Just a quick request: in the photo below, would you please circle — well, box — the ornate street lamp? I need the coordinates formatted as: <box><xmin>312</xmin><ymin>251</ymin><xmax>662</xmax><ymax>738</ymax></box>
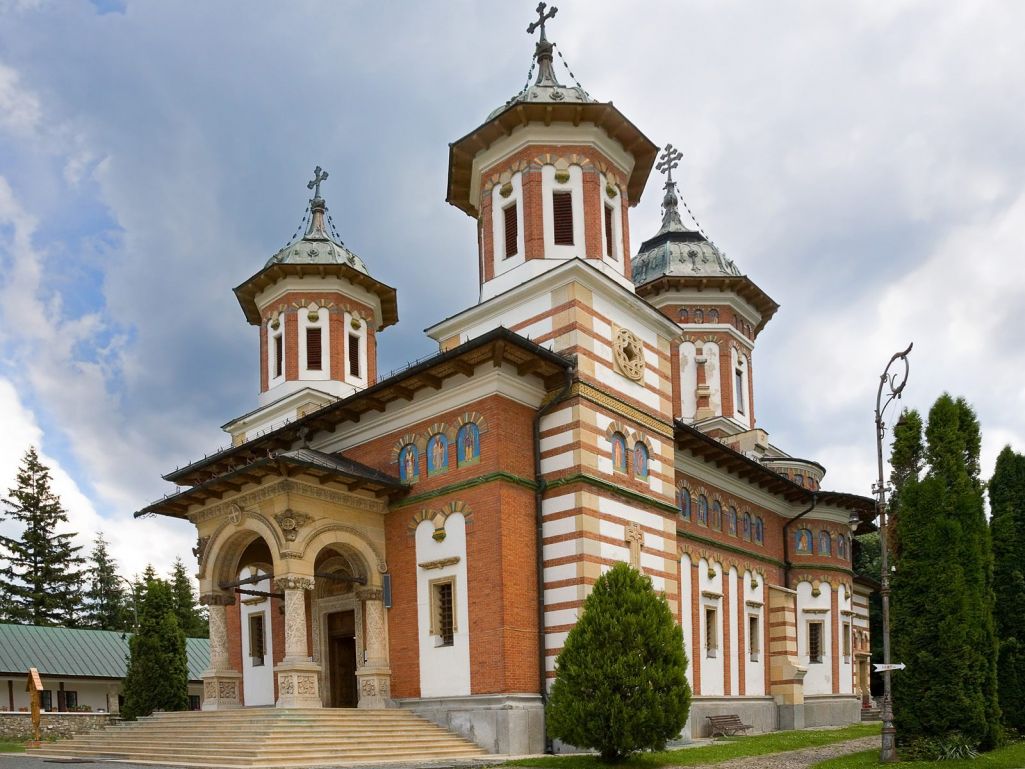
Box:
<box><xmin>874</xmin><ymin>342</ymin><xmax>912</xmax><ymax>763</ymax></box>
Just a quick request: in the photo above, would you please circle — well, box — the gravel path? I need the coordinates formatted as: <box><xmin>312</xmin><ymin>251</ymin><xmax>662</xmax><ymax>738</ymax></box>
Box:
<box><xmin>670</xmin><ymin>735</ymin><xmax>877</xmax><ymax>769</ymax></box>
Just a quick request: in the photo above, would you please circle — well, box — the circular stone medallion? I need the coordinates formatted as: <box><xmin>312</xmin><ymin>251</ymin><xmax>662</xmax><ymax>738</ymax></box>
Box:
<box><xmin>612</xmin><ymin>327</ymin><xmax>645</xmax><ymax>381</ymax></box>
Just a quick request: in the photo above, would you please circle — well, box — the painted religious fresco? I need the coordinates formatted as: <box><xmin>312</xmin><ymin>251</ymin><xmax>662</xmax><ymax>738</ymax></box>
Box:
<box><xmin>456</xmin><ymin>423</ymin><xmax>480</xmax><ymax>466</ymax></box>
<box><xmin>427</xmin><ymin>433</ymin><xmax>449</xmax><ymax>475</ymax></box>
<box><xmin>611</xmin><ymin>433</ymin><xmax>627</xmax><ymax>473</ymax></box>
<box><xmin>728</xmin><ymin>506</ymin><xmax>737</xmax><ymax>535</ymax></box>
<box><xmin>399</xmin><ymin>444</ymin><xmax>419</xmax><ymax>482</ymax></box>
<box><xmin>795</xmin><ymin>528</ymin><xmax>813</xmax><ymax>554</ymax></box>
<box><xmin>633</xmin><ymin>442</ymin><xmax>649</xmax><ymax>479</ymax></box>
<box><xmin>678</xmin><ymin>487</ymin><xmax>691</xmax><ymax>520</ymax></box>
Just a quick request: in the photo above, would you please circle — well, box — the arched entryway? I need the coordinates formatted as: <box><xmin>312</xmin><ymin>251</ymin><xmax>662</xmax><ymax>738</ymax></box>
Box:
<box><xmin>312</xmin><ymin>546</ymin><xmax>365</xmax><ymax>707</ymax></box>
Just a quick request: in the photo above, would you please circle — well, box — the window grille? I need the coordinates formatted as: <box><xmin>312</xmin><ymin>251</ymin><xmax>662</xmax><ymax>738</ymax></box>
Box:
<box><xmin>306</xmin><ymin>327</ymin><xmax>322</xmax><ymax>370</ymax></box>
<box><xmin>553</xmin><ymin>191</ymin><xmax>574</xmax><ymax>245</ymax></box>
<box><xmin>808</xmin><ymin>622</ymin><xmax>823</xmax><ymax>663</ymax></box>
<box><xmin>433</xmin><ymin>580</ymin><xmax>455</xmax><ymax>646</ymax></box>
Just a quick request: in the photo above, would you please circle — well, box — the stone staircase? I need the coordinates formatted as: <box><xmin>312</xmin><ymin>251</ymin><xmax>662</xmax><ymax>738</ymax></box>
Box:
<box><xmin>861</xmin><ymin>706</ymin><xmax>882</xmax><ymax>721</ymax></box>
<box><xmin>27</xmin><ymin>708</ymin><xmax>488</xmax><ymax>767</ymax></box>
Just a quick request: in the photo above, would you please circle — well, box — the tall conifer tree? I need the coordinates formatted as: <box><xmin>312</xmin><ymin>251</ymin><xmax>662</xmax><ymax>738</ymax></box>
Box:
<box><xmin>121</xmin><ymin>574</ymin><xmax>189</xmax><ymax>719</ymax></box>
<box><xmin>990</xmin><ymin>445</ymin><xmax>1025</xmax><ymax>732</ymax></box>
<box><xmin>891</xmin><ymin>395</ymin><xmax>1001</xmax><ymax>750</ymax></box>
<box><xmin>169</xmin><ymin>557</ymin><xmax>208</xmax><ymax>638</ymax></box>
<box><xmin>84</xmin><ymin>535</ymin><xmax>130</xmax><ymax>631</ymax></box>
<box><xmin>0</xmin><ymin>447</ymin><xmax>85</xmax><ymax>626</ymax></box>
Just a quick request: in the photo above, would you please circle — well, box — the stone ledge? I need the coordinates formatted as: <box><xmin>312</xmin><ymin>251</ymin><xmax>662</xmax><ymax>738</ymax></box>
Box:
<box><xmin>0</xmin><ymin>712</ymin><xmax>117</xmax><ymax>741</ymax></box>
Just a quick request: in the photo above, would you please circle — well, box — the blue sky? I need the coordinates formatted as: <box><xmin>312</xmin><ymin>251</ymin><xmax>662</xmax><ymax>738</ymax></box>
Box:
<box><xmin>1</xmin><ymin>0</ymin><xmax>1024</xmax><ymax>578</ymax></box>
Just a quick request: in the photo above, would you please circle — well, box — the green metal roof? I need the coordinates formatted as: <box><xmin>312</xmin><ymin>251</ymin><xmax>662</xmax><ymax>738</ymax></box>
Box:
<box><xmin>0</xmin><ymin>623</ymin><xmax>209</xmax><ymax>682</ymax></box>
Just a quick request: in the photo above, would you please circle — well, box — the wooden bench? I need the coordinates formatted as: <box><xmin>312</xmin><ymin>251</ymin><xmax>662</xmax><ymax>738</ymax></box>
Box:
<box><xmin>706</xmin><ymin>714</ymin><xmax>753</xmax><ymax>737</ymax></box>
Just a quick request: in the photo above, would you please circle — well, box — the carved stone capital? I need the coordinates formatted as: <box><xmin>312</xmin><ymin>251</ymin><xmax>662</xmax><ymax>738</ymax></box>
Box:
<box><xmin>356</xmin><ymin>586</ymin><xmax>385</xmax><ymax>602</ymax></box>
<box><xmin>200</xmin><ymin>592</ymin><xmax>236</xmax><ymax>606</ymax></box>
<box><xmin>274</xmin><ymin>576</ymin><xmax>315</xmax><ymax>592</ymax></box>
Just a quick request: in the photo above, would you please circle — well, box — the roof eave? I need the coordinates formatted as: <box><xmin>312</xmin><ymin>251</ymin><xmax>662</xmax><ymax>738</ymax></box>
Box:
<box><xmin>636</xmin><ymin>274</ymin><xmax>780</xmax><ymax>333</ymax></box>
<box><xmin>446</xmin><ymin>101</ymin><xmax>657</xmax><ymax>218</ymax></box>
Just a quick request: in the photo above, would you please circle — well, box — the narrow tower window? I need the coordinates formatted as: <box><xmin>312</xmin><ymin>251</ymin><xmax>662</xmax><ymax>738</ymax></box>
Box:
<box><xmin>749</xmin><ymin>615</ymin><xmax>760</xmax><ymax>660</ymax></box>
<box><xmin>432</xmin><ymin>579</ymin><xmax>455</xmax><ymax>647</ymax></box>
<box><xmin>735</xmin><ymin>368</ymin><xmax>745</xmax><ymax>414</ymax></box>
<box><xmin>273</xmin><ymin>334</ymin><xmax>283</xmax><ymax>379</ymax></box>
<box><xmin>808</xmin><ymin>622</ymin><xmax>823</xmax><ymax>663</ymax></box>
<box><xmin>348</xmin><ymin>333</ymin><xmax>361</xmax><ymax>378</ymax></box>
<box><xmin>552</xmin><ymin>191</ymin><xmax>574</xmax><ymax>245</ymax></box>
<box><xmin>306</xmin><ymin>327</ymin><xmax>322</xmax><ymax>370</ymax></box>
<box><xmin>503</xmin><ymin>203</ymin><xmax>518</xmax><ymax>258</ymax></box>
<box><xmin>705</xmin><ymin>607</ymin><xmax>718</xmax><ymax>657</ymax></box>
<box><xmin>249</xmin><ymin>614</ymin><xmax>265</xmax><ymax>666</ymax></box>
<box><xmin>604</xmin><ymin>204</ymin><xmax>615</xmax><ymax>258</ymax></box>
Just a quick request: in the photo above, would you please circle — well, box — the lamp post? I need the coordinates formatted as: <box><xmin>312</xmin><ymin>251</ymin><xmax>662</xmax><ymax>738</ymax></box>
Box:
<box><xmin>874</xmin><ymin>342</ymin><xmax>912</xmax><ymax>763</ymax></box>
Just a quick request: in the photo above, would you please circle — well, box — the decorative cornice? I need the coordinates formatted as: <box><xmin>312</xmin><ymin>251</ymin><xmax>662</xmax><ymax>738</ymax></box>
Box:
<box><xmin>189</xmin><ymin>479</ymin><xmax>386</xmax><ymax>523</ymax></box>
<box><xmin>677</xmin><ymin>529</ymin><xmax>784</xmax><ymax>568</ymax></box>
<box><xmin>418</xmin><ymin>557</ymin><xmax>461</xmax><ymax>570</ymax></box>
<box><xmin>274</xmin><ymin>576</ymin><xmax>315</xmax><ymax>591</ymax></box>
<box><xmin>571</xmin><ymin>381</ymin><xmax>674</xmax><ymax>439</ymax></box>
<box><xmin>394</xmin><ymin>471</ymin><xmax>536</xmax><ymax>508</ymax></box>
<box><xmin>546</xmin><ymin>472</ymin><xmax>677</xmax><ymax>515</ymax></box>
<box><xmin>356</xmin><ymin>587</ymin><xmax>385</xmax><ymax>602</ymax></box>
<box><xmin>199</xmin><ymin>592</ymin><xmax>236</xmax><ymax>606</ymax></box>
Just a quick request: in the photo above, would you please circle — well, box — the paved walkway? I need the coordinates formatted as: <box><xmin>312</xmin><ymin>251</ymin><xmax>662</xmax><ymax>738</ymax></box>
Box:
<box><xmin>672</xmin><ymin>735</ymin><xmax>878</xmax><ymax>769</ymax></box>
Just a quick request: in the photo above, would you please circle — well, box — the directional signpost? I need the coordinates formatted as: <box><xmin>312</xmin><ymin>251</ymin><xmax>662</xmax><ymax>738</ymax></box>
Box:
<box><xmin>874</xmin><ymin>663</ymin><xmax>906</xmax><ymax>673</ymax></box>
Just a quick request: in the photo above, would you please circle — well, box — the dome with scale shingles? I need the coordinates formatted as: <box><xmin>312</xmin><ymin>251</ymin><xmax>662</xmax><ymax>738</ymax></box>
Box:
<box><xmin>266</xmin><ymin>196</ymin><xmax>369</xmax><ymax>275</ymax></box>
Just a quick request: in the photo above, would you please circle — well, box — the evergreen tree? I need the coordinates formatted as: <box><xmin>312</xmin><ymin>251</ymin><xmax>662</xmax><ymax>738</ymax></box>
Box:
<box><xmin>546</xmin><ymin>563</ymin><xmax>690</xmax><ymax>762</ymax></box>
<box><xmin>990</xmin><ymin>446</ymin><xmax>1025</xmax><ymax>732</ymax></box>
<box><xmin>83</xmin><ymin>535</ymin><xmax>130</xmax><ymax>631</ymax></box>
<box><xmin>891</xmin><ymin>395</ymin><xmax>1001</xmax><ymax>750</ymax></box>
<box><xmin>169</xmin><ymin>557</ymin><xmax>208</xmax><ymax>638</ymax></box>
<box><xmin>0</xmin><ymin>447</ymin><xmax>85</xmax><ymax>626</ymax></box>
<box><xmin>121</xmin><ymin>575</ymin><xmax>189</xmax><ymax>719</ymax></box>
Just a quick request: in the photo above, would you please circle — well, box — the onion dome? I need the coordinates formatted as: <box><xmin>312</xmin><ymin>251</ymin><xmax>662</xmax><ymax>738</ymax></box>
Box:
<box><xmin>265</xmin><ymin>167</ymin><xmax>369</xmax><ymax>274</ymax></box>
<box><xmin>631</xmin><ymin>146</ymin><xmax>740</xmax><ymax>286</ymax></box>
<box><xmin>488</xmin><ymin>4</ymin><xmax>593</xmax><ymax>120</ymax></box>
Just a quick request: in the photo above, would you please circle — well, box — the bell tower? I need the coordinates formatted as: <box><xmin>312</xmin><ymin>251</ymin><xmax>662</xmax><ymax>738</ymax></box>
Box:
<box><xmin>224</xmin><ymin>167</ymin><xmax>398</xmax><ymax>444</ymax></box>
<box><xmin>445</xmin><ymin>3</ymin><xmax>657</xmax><ymax>304</ymax></box>
<box><xmin>632</xmin><ymin>145</ymin><xmax>779</xmax><ymax>444</ymax></box>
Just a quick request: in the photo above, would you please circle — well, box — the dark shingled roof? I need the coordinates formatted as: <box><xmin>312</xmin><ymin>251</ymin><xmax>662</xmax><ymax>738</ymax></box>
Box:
<box><xmin>0</xmin><ymin>623</ymin><xmax>209</xmax><ymax>681</ymax></box>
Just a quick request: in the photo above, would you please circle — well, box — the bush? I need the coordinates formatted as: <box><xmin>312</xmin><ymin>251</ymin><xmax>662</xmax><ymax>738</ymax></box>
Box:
<box><xmin>546</xmin><ymin>562</ymin><xmax>691</xmax><ymax>762</ymax></box>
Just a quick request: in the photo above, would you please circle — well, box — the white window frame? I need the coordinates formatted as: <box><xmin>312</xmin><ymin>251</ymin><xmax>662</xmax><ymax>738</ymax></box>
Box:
<box><xmin>704</xmin><ymin>605</ymin><xmax>719</xmax><ymax>658</ymax></box>
<box><xmin>268</xmin><ymin>317</ymin><xmax>286</xmax><ymax>386</ymax></box>
<box><xmin>491</xmin><ymin>172</ymin><xmax>525</xmax><ymax>276</ymax></box>
<box><xmin>748</xmin><ymin>614</ymin><xmax>760</xmax><ymax>661</ymax></box>
<box><xmin>298</xmin><ymin>305</ymin><xmax>329</xmax><ymax>380</ymax></box>
<box><xmin>600</xmin><ymin>172</ymin><xmax>623</xmax><ymax>267</ymax></box>
<box><xmin>541</xmin><ymin>164</ymin><xmax>585</xmax><ymax>259</ymax></box>
<box><xmin>344</xmin><ymin>312</ymin><xmax>368</xmax><ymax>387</ymax></box>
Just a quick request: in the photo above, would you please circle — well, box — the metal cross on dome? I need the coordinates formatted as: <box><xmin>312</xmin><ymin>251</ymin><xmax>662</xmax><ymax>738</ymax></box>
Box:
<box><xmin>527</xmin><ymin>2</ymin><xmax>558</xmax><ymax>42</ymax></box>
<box><xmin>307</xmin><ymin>166</ymin><xmax>329</xmax><ymax>199</ymax></box>
<box><xmin>656</xmin><ymin>144</ymin><xmax>683</xmax><ymax>187</ymax></box>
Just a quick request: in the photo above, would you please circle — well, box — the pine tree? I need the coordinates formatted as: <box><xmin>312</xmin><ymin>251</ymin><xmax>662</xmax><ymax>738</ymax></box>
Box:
<box><xmin>990</xmin><ymin>446</ymin><xmax>1025</xmax><ymax>732</ymax></box>
<box><xmin>891</xmin><ymin>395</ymin><xmax>1001</xmax><ymax>750</ymax></box>
<box><xmin>121</xmin><ymin>575</ymin><xmax>189</xmax><ymax>719</ymax></box>
<box><xmin>83</xmin><ymin>535</ymin><xmax>130</xmax><ymax>631</ymax></box>
<box><xmin>0</xmin><ymin>447</ymin><xmax>85</xmax><ymax>626</ymax></box>
<box><xmin>546</xmin><ymin>563</ymin><xmax>690</xmax><ymax>762</ymax></box>
<box><xmin>169</xmin><ymin>557</ymin><xmax>208</xmax><ymax>638</ymax></box>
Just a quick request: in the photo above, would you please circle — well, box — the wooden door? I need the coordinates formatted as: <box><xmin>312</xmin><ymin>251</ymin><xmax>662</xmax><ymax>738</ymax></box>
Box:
<box><xmin>327</xmin><ymin>611</ymin><xmax>358</xmax><ymax>708</ymax></box>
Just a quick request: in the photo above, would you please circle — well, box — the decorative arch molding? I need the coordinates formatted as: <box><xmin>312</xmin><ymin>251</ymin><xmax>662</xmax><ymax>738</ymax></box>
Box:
<box><xmin>793</xmin><ymin>574</ymin><xmax>853</xmax><ymax>596</ymax></box>
<box><xmin>391</xmin><ymin>433</ymin><xmax>427</xmax><ymax>461</ymax></box>
<box><xmin>299</xmin><ymin>523</ymin><xmax>387</xmax><ymax>584</ymax></box>
<box><xmin>603</xmin><ymin>421</ymin><xmax>632</xmax><ymax>441</ymax></box>
<box><xmin>481</xmin><ymin>159</ymin><xmax>531</xmax><ymax>198</ymax></box>
<box><xmin>455</xmin><ymin>411</ymin><xmax>489</xmax><ymax>434</ymax></box>
<box><xmin>408</xmin><ymin>500</ymin><xmax>475</xmax><ymax>541</ymax></box>
<box><xmin>260</xmin><ymin>300</ymin><xmax>375</xmax><ymax>327</ymax></box>
<box><xmin>423</xmin><ymin>421</ymin><xmax>456</xmax><ymax>442</ymax></box>
<box><xmin>201</xmin><ymin>511</ymin><xmax>286</xmax><ymax>585</ymax></box>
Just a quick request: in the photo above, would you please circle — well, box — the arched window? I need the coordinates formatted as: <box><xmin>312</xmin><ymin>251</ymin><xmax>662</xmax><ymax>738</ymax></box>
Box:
<box><xmin>427</xmin><ymin>433</ymin><xmax>449</xmax><ymax>475</ymax></box>
<box><xmin>399</xmin><ymin>444</ymin><xmax>419</xmax><ymax>483</ymax></box>
<box><xmin>679</xmin><ymin>308</ymin><xmax>689</xmax><ymax>323</ymax></box>
<box><xmin>697</xmin><ymin>495</ymin><xmax>709</xmax><ymax>526</ymax></box>
<box><xmin>678</xmin><ymin>487</ymin><xmax>692</xmax><ymax>521</ymax></box>
<box><xmin>794</xmin><ymin>473</ymin><xmax>804</xmax><ymax>488</ymax></box>
<box><xmin>742</xmin><ymin>512</ymin><xmax>752</xmax><ymax>541</ymax></box>
<box><xmin>818</xmin><ymin>531</ymin><xmax>832</xmax><ymax>556</ymax></box>
<box><xmin>456</xmin><ymin>423</ymin><xmax>480</xmax><ymax>466</ymax></box>
<box><xmin>754</xmin><ymin>517</ymin><xmax>764</xmax><ymax>544</ymax></box>
<box><xmin>711</xmin><ymin>500</ymin><xmax>722</xmax><ymax>531</ymax></box>
<box><xmin>795</xmin><ymin>528</ymin><xmax>813</xmax><ymax>554</ymax></box>
<box><xmin>709</xmin><ymin>309</ymin><xmax>719</xmax><ymax>323</ymax></box>
<box><xmin>633</xmin><ymin>442</ymin><xmax>649</xmax><ymax>479</ymax></box>
<box><xmin>694</xmin><ymin>309</ymin><xmax>704</xmax><ymax>323</ymax></box>
<box><xmin>837</xmin><ymin>535</ymin><xmax>847</xmax><ymax>560</ymax></box>
<box><xmin>728</xmin><ymin>506</ymin><xmax>737</xmax><ymax>536</ymax></box>
<box><xmin>611</xmin><ymin>432</ymin><xmax>627</xmax><ymax>473</ymax></box>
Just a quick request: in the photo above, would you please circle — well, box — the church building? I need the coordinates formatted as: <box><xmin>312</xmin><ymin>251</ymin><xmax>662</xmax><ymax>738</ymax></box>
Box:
<box><xmin>139</xmin><ymin>6</ymin><xmax>875</xmax><ymax>753</ymax></box>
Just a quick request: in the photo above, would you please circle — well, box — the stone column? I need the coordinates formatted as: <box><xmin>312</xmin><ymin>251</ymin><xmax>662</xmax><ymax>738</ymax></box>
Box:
<box><xmin>273</xmin><ymin>576</ymin><xmax>322</xmax><ymax>709</ymax></box>
<box><xmin>355</xmin><ymin>586</ymin><xmax>392</xmax><ymax>708</ymax></box>
<box><xmin>199</xmin><ymin>592</ymin><xmax>242</xmax><ymax>710</ymax></box>
<box><xmin>767</xmin><ymin>584</ymin><xmax>807</xmax><ymax>729</ymax></box>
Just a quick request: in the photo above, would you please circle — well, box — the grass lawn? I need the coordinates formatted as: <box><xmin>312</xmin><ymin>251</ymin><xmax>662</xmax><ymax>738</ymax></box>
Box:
<box><xmin>0</xmin><ymin>741</ymin><xmax>27</xmax><ymax>753</ymax></box>
<box><xmin>811</xmin><ymin>742</ymin><xmax>1025</xmax><ymax>769</ymax></box>
<box><xmin>504</xmin><ymin>722</ymin><xmax>880</xmax><ymax>768</ymax></box>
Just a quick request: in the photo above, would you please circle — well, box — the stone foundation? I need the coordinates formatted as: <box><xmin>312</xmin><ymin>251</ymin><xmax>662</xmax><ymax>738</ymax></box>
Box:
<box><xmin>0</xmin><ymin>712</ymin><xmax>116</xmax><ymax>741</ymax></box>
<box><xmin>804</xmin><ymin>695</ymin><xmax>860</xmax><ymax>727</ymax></box>
<box><xmin>685</xmin><ymin>696</ymin><xmax>777</xmax><ymax>737</ymax></box>
<box><xmin>398</xmin><ymin>693</ymin><xmax>544</xmax><ymax>754</ymax></box>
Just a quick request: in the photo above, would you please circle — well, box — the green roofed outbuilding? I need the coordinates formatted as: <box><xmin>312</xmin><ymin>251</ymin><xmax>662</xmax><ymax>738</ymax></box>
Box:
<box><xmin>0</xmin><ymin>622</ymin><xmax>209</xmax><ymax>714</ymax></box>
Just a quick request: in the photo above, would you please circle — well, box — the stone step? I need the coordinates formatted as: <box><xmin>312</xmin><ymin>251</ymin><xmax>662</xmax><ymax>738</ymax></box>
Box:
<box><xmin>63</xmin><ymin>735</ymin><xmax>477</xmax><ymax>751</ymax></box>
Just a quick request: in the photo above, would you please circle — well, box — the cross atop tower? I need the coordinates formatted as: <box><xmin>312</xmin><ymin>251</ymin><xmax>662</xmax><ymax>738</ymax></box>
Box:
<box><xmin>307</xmin><ymin>166</ymin><xmax>329</xmax><ymax>200</ymax></box>
<box><xmin>527</xmin><ymin>2</ymin><xmax>558</xmax><ymax>43</ymax></box>
<box><xmin>656</xmin><ymin>144</ymin><xmax>683</xmax><ymax>188</ymax></box>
